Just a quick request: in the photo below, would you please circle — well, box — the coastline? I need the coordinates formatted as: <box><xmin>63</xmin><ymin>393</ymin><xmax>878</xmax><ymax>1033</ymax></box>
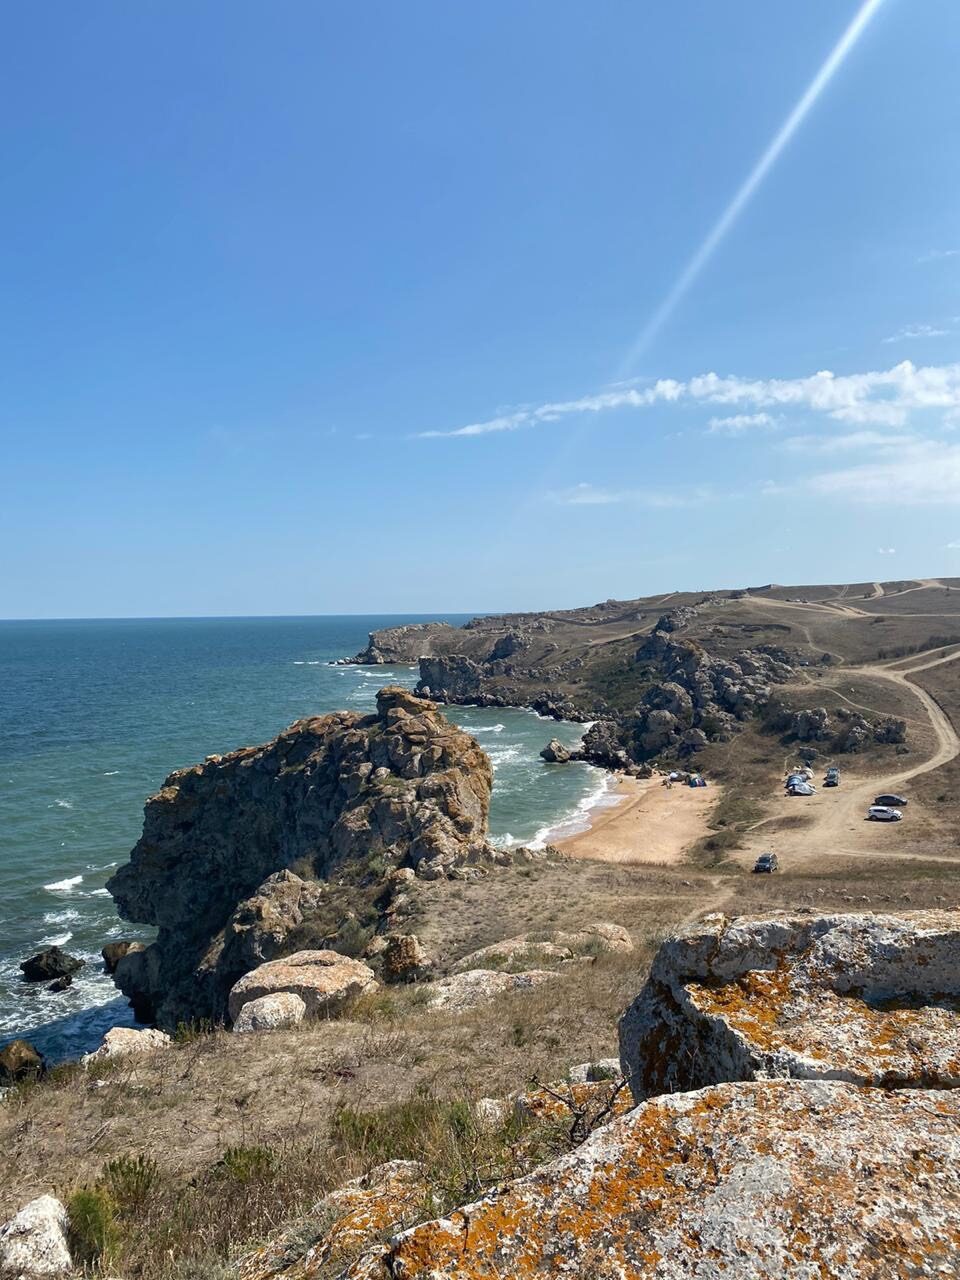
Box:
<box><xmin>554</xmin><ymin>774</ymin><xmax>719</xmax><ymax>865</ymax></box>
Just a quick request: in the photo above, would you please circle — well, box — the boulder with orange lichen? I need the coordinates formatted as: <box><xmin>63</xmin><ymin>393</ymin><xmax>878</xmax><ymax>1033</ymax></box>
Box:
<box><xmin>342</xmin><ymin>1081</ymin><xmax>960</xmax><ymax>1279</ymax></box>
<box><xmin>619</xmin><ymin>909</ymin><xmax>960</xmax><ymax>1097</ymax></box>
<box><xmin>232</xmin><ymin>1161</ymin><xmax>429</xmax><ymax>1279</ymax></box>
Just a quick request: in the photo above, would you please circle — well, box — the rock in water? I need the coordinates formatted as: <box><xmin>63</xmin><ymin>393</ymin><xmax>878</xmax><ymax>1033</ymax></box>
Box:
<box><xmin>232</xmin><ymin>991</ymin><xmax>307</xmax><ymax>1034</ymax></box>
<box><xmin>343</xmin><ymin>1081</ymin><xmax>960</xmax><ymax>1279</ymax></box>
<box><xmin>19</xmin><ymin>947</ymin><xmax>83</xmax><ymax>983</ymax></box>
<box><xmin>538</xmin><ymin>738</ymin><xmax>571</xmax><ymax>763</ymax></box>
<box><xmin>0</xmin><ymin>1039</ymin><xmax>45</xmax><ymax>1084</ymax></box>
<box><xmin>0</xmin><ymin>1195</ymin><xmax>72</xmax><ymax>1278</ymax></box>
<box><xmin>228</xmin><ymin>951</ymin><xmax>377</xmax><ymax>1023</ymax></box>
<box><xmin>106</xmin><ymin>687</ymin><xmax>494</xmax><ymax>1029</ymax></box>
<box><xmin>619</xmin><ymin>909</ymin><xmax>960</xmax><ymax>1097</ymax></box>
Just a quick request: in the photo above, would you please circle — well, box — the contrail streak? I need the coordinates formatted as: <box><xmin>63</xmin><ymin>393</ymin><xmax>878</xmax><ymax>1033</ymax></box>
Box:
<box><xmin>618</xmin><ymin>0</ymin><xmax>886</xmax><ymax>376</ymax></box>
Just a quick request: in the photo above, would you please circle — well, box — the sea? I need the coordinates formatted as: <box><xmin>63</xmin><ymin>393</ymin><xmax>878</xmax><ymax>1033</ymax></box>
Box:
<box><xmin>0</xmin><ymin>616</ymin><xmax>617</xmax><ymax>1062</ymax></box>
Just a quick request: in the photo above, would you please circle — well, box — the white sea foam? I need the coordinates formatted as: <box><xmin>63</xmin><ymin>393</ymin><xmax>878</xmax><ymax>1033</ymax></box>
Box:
<box><xmin>89</xmin><ymin>888</ymin><xmax>111</xmax><ymax>897</ymax></box>
<box><xmin>292</xmin><ymin>660</ymin><xmax>306</xmax><ymax>665</ymax></box>
<box><xmin>43</xmin><ymin>909</ymin><xmax>80</xmax><ymax>926</ymax></box>
<box><xmin>469</xmin><ymin>724</ymin><xmax>505</xmax><ymax>734</ymax></box>
<box><xmin>528</xmin><ymin>771</ymin><xmax>623</xmax><ymax>849</ymax></box>
<box><xmin>38</xmin><ymin>932</ymin><xmax>73</xmax><ymax>947</ymax></box>
<box><xmin>44</xmin><ymin>874</ymin><xmax>83</xmax><ymax>892</ymax></box>
<box><xmin>49</xmin><ymin>798</ymin><xmax>74</xmax><ymax>810</ymax></box>
<box><xmin>487</xmin><ymin>745</ymin><xmax>522</xmax><ymax>767</ymax></box>
<box><xmin>102</xmin><ymin>770</ymin><xmax>120</xmax><ymax>776</ymax></box>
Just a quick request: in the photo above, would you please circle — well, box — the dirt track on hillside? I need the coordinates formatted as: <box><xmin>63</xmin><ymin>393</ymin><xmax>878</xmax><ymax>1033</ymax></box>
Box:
<box><xmin>738</xmin><ymin>644</ymin><xmax>960</xmax><ymax>870</ymax></box>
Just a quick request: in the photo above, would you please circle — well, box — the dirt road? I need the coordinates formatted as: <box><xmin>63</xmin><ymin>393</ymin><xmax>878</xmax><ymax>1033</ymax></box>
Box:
<box><xmin>739</xmin><ymin>646</ymin><xmax>960</xmax><ymax>869</ymax></box>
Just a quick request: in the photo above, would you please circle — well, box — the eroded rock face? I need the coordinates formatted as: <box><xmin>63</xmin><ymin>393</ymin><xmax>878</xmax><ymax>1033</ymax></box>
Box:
<box><xmin>0</xmin><ymin>1039</ymin><xmax>44</xmax><ymax>1084</ymax></box>
<box><xmin>101</xmin><ymin>940</ymin><xmax>146</xmax><ymax>974</ymax></box>
<box><xmin>453</xmin><ymin>923</ymin><xmax>632</xmax><ymax>973</ymax></box>
<box><xmin>19</xmin><ymin>948</ymin><xmax>83</xmax><ymax>983</ymax></box>
<box><xmin>227</xmin><ymin>951</ymin><xmax>377</xmax><ymax>1023</ymax></box>
<box><xmin>107</xmin><ymin>688</ymin><xmax>494</xmax><ymax>1028</ymax></box>
<box><xmin>619</xmin><ymin>910</ymin><xmax>960</xmax><ymax>1097</ymax></box>
<box><xmin>0</xmin><ymin>1195</ymin><xmax>72</xmax><ymax>1279</ymax></box>
<box><xmin>344</xmin><ymin>1081</ymin><xmax>960</xmax><ymax>1279</ymax></box>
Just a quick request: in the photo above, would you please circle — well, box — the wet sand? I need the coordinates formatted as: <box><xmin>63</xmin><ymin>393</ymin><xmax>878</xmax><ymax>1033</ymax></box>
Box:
<box><xmin>556</xmin><ymin>776</ymin><xmax>719</xmax><ymax>865</ymax></box>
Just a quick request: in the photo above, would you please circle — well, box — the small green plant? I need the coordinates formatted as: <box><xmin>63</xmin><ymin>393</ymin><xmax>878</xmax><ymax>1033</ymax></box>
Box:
<box><xmin>67</xmin><ymin>1187</ymin><xmax>119</xmax><ymax>1267</ymax></box>
<box><xmin>101</xmin><ymin>1153</ymin><xmax>161</xmax><ymax>1212</ymax></box>
<box><xmin>173</xmin><ymin>1017</ymin><xmax>215</xmax><ymax>1043</ymax></box>
<box><xmin>217</xmin><ymin>1144</ymin><xmax>277</xmax><ymax>1183</ymax></box>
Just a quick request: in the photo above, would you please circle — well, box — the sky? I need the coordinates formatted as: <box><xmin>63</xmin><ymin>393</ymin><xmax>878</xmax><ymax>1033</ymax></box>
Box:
<box><xmin>2</xmin><ymin>0</ymin><xmax>960</xmax><ymax>618</ymax></box>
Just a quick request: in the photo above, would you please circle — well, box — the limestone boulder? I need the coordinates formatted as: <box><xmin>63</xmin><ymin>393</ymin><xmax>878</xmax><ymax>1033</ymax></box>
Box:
<box><xmin>343</xmin><ymin>1081</ymin><xmax>960</xmax><ymax>1279</ymax></box>
<box><xmin>619</xmin><ymin>909</ymin><xmax>960</xmax><ymax>1098</ymax></box>
<box><xmin>380</xmin><ymin>934</ymin><xmax>430</xmax><ymax>983</ymax></box>
<box><xmin>453</xmin><ymin>922</ymin><xmax>631</xmax><ymax>974</ymax></box>
<box><xmin>423</xmin><ymin>968</ymin><xmax>558</xmax><ymax>1014</ymax></box>
<box><xmin>0</xmin><ymin>1195</ymin><xmax>72</xmax><ymax>1278</ymax></box>
<box><xmin>232</xmin><ymin>992</ymin><xmax>307</xmax><ymax>1034</ymax></box>
<box><xmin>228</xmin><ymin>951</ymin><xmax>377</xmax><ymax>1023</ymax></box>
<box><xmin>101</xmin><ymin>940</ymin><xmax>146</xmax><ymax>974</ymax></box>
<box><xmin>81</xmin><ymin>1026</ymin><xmax>171</xmax><ymax>1064</ymax></box>
<box><xmin>0</xmin><ymin>1039</ymin><xmax>44</xmax><ymax>1084</ymax></box>
<box><xmin>538</xmin><ymin>738</ymin><xmax>571</xmax><ymax>764</ymax></box>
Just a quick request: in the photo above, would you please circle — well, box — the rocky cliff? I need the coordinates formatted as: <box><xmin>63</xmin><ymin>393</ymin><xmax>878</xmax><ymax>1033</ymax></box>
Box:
<box><xmin>107</xmin><ymin>687</ymin><xmax>497</xmax><ymax>1029</ymax></box>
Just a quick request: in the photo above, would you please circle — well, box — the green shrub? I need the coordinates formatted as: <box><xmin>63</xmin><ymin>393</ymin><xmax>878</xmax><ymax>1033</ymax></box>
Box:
<box><xmin>102</xmin><ymin>1153</ymin><xmax>161</xmax><ymax>1212</ymax></box>
<box><xmin>67</xmin><ymin>1187</ymin><xmax>119</xmax><ymax>1266</ymax></box>
<box><xmin>217</xmin><ymin>1144</ymin><xmax>277</xmax><ymax>1184</ymax></box>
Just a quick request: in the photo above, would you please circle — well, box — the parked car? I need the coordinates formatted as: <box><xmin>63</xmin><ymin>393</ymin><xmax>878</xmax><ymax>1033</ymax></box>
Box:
<box><xmin>868</xmin><ymin>806</ymin><xmax>903</xmax><ymax>822</ymax></box>
<box><xmin>753</xmin><ymin>852</ymin><xmax>779</xmax><ymax>873</ymax></box>
<box><xmin>824</xmin><ymin>767</ymin><xmax>840</xmax><ymax>787</ymax></box>
<box><xmin>874</xmin><ymin>794</ymin><xmax>907</xmax><ymax>807</ymax></box>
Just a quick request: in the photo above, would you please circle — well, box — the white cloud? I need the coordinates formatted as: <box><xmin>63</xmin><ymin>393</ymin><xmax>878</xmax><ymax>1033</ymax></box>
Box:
<box><xmin>706</xmin><ymin>412</ymin><xmax>775</xmax><ymax>435</ymax></box>
<box><xmin>419</xmin><ymin>360</ymin><xmax>960</xmax><ymax>439</ymax></box>
<box><xmin>807</xmin><ymin>441</ymin><xmax>960</xmax><ymax>505</ymax></box>
<box><xmin>918</xmin><ymin>249</ymin><xmax>960</xmax><ymax>263</ymax></box>
<box><xmin>947</xmin><ymin>540</ymin><xmax>960</xmax><ymax>550</ymax></box>
<box><xmin>877</xmin><ymin>547</ymin><xmax>896</xmax><ymax>555</ymax></box>
<box><xmin>549</xmin><ymin>483</ymin><xmax>715</xmax><ymax>509</ymax></box>
<box><xmin>782</xmin><ymin>430</ymin><xmax>916</xmax><ymax>455</ymax></box>
<box><xmin>883</xmin><ymin>323</ymin><xmax>952</xmax><ymax>344</ymax></box>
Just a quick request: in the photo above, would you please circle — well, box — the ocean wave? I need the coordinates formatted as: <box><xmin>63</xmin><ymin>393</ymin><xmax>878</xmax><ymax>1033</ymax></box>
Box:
<box><xmin>48</xmin><ymin>798</ymin><xmax>74</xmax><ymax>810</ymax></box>
<box><xmin>102</xmin><ymin>770</ymin><xmax>121</xmax><ymax>776</ymax></box>
<box><xmin>528</xmin><ymin>771</ymin><xmax>622</xmax><ymax>849</ymax></box>
<box><xmin>487</xmin><ymin>746</ymin><xmax>522</xmax><ymax>766</ymax></box>
<box><xmin>468</xmin><ymin>724</ymin><xmax>505</xmax><ymax>735</ymax></box>
<box><xmin>292</xmin><ymin>660</ymin><xmax>306</xmax><ymax>665</ymax></box>
<box><xmin>37</xmin><ymin>931</ymin><xmax>73</xmax><ymax>947</ymax></box>
<box><xmin>89</xmin><ymin>888</ymin><xmax>111</xmax><ymax>897</ymax></box>
<box><xmin>43</xmin><ymin>909</ymin><xmax>80</xmax><ymax>926</ymax></box>
<box><xmin>44</xmin><ymin>874</ymin><xmax>83</xmax><ymax>893</ymax></box>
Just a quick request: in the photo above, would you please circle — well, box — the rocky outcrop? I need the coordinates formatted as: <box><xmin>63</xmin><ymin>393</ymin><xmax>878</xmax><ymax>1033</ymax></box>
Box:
<box><xmin>423</xmin><ymin>968</ymin><xmax>558</xmax><ymax>1013</ymax></box>
<box><xmin>232</xmin><ymin>992</ymin><xmax>307</xmax><ymax>1034</ymax></box>
<box><xmin>19</xmin><ymin>947</ymin><xmax>83</xmax><ymax>983</ymax></box>
<box><xmin>227</xmin><ymin>951</ymin><xmax>377</xmax><ymax>1023</ymax></box>
<box><xmin>81</xmin><ymin>1026</ymin><xmax>171</xmax><ymax>1064</ymax></box>
<box><xmin>791</xmin><ymin>706</ymin><xmax>832</xmax><ymax>741</ymax></box>
<box><xmin>416</xmin><ymin>655</ymin><xmax>484</xmax><ymax>703</ymax></box>
<box><xmin>453</xmin><ymin>923</ymin><xmax>632</xmax><ymax>973</ymax></box>
<box><xmin>101</xmin><ymin>940</ymin><xmax>145</xmax><ymax>974</ymax></box>
<box><xmin>380</xmin><ymin>934</ymin><xmax>430</xmax><ymax>983</ymax></box>
<box><xmin>343</xmin><ymin>1081</ymin><xmax>960</xmax><ymax>1279</ymax></box>
<box><xmin>619</xmin><ymin>910</ymin><xmax>960</xmax><ymax>1098</ymax></box>
<box><xmin>233</xmin><ymin>1161</ymin><xmax>430</xmax><ymax>1279</ymax></box>
<box><xmin>349</xmin><ymin>622</ymin><xmax>460</xmax><ymax>664</ymax></box>
<box><xmin>538</xmin><ymin>738</ymin><xmax>571</xmax><ymax>763</ymax></box>
<box><xmin>0</xmin><ymin>1195</ymin><xmax>72</xmax><ymax>1279</ymax></box>
<box><xmin>0</xmin><ymin>1039</ymin><xmax>44</xmax><ymax>1084</ymax></box>
<box><xmin>577</xmin><ymin>720</ymin><xmax>629</xmax><ymax>768</ymax></box>
<box><xmin>107</xmin><ymin>688</ymin><xmax>496</xmax><ymax>1029</ymax></box>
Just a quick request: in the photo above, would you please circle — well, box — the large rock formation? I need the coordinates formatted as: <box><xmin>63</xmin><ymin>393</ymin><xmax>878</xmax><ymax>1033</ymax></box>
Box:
<box><xmin>0</xmin><ymin>1195</ymin><xmax>72</xmax><ymax>1279</ymax></box>
<box><xmin>344</xmin><ymin>1081</ymin><xmax>960</xmax><ymax>1279</ymax></box>
<box><xmin>619</xmin><ymin>910</ymin><xmax>960</xmax><ymax>1097</ymax></box>
<box><xmin>107</xmin><ymin>688</ymin><xmax>496</xmax><ymax>1029</ymax></box>
<box><xmin>349</xmin><ymin>622</ymin><xmax>460</xmax><ymax>665</ymax></box>
<box><xmin>227</xmin><ymin>951</ymin><xmax>377</xmax><ymax>1022</ymax></box>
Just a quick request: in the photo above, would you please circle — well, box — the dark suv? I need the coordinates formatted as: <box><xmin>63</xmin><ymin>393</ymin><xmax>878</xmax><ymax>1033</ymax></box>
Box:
<box><xmin>824</xmin><ymin>767</ymin><xmax>840</xmax><ymax>787</ymax></box>
<box><xmin>752</xmin><ymin>852</ymin><xmax>779</xmax><ymax>873</ymax></box>
<box><xmin>874</xmin><ymin>793</ymin><xmax>907</xmax><ymax>807</ymax></box>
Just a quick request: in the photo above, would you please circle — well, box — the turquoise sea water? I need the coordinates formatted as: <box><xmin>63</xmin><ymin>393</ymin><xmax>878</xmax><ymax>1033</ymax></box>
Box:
<box><xmin>0</xmin><ymin>616</ymin><xmax>610</xmax><ymax>1060</ymax></box>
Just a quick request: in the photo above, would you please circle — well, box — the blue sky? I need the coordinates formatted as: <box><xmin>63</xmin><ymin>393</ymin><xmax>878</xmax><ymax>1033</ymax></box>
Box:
<box><xmin>3</xmin><ymin>0</ymin><xmax>960</xmax><ymax>618</ymax></box>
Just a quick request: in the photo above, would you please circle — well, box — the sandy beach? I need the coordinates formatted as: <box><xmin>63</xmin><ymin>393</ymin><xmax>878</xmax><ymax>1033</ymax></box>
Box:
<box><xmin>556</xmin><ymin>775</ymin><xmax>720</xmax><ymax>865</ymax></box>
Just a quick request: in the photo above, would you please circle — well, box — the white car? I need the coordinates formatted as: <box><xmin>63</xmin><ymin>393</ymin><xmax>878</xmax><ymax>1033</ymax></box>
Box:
<box><xmin>868</xmin><ymin>805</ymin><xmax>903</xmax><ymax>822</ymax></box>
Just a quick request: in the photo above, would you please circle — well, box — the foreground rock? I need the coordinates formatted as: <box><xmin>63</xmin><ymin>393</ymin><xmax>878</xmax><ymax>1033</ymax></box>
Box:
<box><xmin>453</xmin><ymin>922</ymin><xmax>632</xmax><ymax>973</ymax></box>
<box><xmin>0</xmin><ymin>1039</ymin><xmax>44</xmax><ymax>1084</ymax></box>
<box><xmin>234</xmin><ymin>1160</ymin><xmax>429</xmax><ymax>1279</ymax></box>
<box><xmin>19</xmin><ymin>947</ymin><xmax>83</xmax><ymax>983</ymax></box>
<box><xmin>0</xmin><ymin>1195</ymin><xmax>72</xmax><ymax>1278</ymax></box>
<box><xmin>345</xmin><ymin>1081</ymin><xmax>960</xmax><ymax>1279</ymax></box>
<box><xmin>620</xmin><ymin>909</ymin><xmax>960</xmax><ymax>1097</ymax></box>
<box><xmin>228</xmin><ymin>951</ymin><xmax>377</xmax><ymax>1023</ymax></box>
<box><xmin>81</xmin><ymin>1026</ymin><xmax>171</xmax><ymax>1064</ymax></box>
<box><xmin>107</xmin><ymin>687</ymin><xmax>496</xmax><ymax>1028</ymax></box>
<box><xmin>232</xmin><ymin>991</ymin><xmax>307</xmax><ymax>1034</ymax></box>
<box><xmin>423</xmin><ymin>968</ymin><xmax>558</xmax><ymax>1013</ymax></box>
